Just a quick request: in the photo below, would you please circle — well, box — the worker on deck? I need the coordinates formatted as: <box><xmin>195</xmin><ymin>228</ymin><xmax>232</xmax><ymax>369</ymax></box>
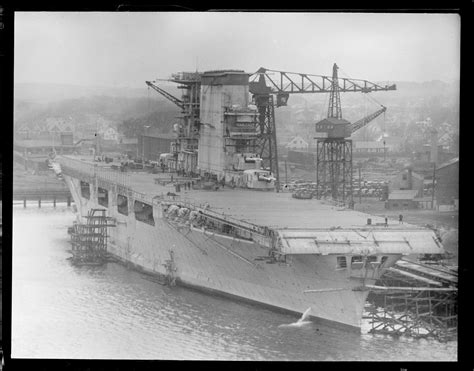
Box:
<box><xmin>384</xmin><ymin>216</ymin><xmax>388</xmax><ymax>227</ymax></box>
<box><xmin>399</xmin><ymin>214</ymin><xmax>403</xmax><ymax>224</ymax></box>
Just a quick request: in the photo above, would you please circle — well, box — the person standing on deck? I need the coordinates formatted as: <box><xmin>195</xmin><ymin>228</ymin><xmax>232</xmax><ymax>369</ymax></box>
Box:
<box><xmin>385</xmin><ymin>216</ymin><xmax>388</xmax><ymax>227</ymax></box>
<box><xmin>399</xmin><ymin>214</ymin><xmax>403</xmax><ymax>224</ymax></box>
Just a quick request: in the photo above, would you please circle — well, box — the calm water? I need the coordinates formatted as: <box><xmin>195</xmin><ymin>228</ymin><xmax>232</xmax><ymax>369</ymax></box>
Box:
<box><xmin>12</xmin><ymin>206</ymin><xmax>457</xmax><ymax>360</ymax></box>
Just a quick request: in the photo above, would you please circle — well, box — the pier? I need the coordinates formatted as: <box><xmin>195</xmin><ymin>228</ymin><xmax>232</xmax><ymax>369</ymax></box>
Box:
<box><xmin>13</xmin><ymin>189</ymin><xmax>73</xmax><ymax>208</ymax></box>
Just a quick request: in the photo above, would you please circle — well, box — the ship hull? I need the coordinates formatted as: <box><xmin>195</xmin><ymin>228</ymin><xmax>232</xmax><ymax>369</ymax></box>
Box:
<box><xmin>63</xmin><ymin>174</ymin><xmax>397</xmax><ymax>331</ymax></box>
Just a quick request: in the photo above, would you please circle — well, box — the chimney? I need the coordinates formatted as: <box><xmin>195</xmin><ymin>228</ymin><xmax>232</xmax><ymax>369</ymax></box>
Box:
<box><xmin>430</xmin><ymin>128</ymin><xmax>438</xmax><ymax>164</ymax></box>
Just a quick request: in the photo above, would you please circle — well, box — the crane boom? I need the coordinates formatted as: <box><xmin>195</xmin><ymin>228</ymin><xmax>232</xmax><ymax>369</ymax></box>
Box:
<box><xmin>146</xmin><ymin>81</ymin><xmax>184</xmax><ymax>110</ymax></box>
<box><xmin>249</xmin><ymin>67</ymin><xmax>396</xmax><ymax>96</ymax></box>
<box><xmin>349</xmin><ymin>106</ymin><xmax>386</xmax><ymax>134</ymax></box>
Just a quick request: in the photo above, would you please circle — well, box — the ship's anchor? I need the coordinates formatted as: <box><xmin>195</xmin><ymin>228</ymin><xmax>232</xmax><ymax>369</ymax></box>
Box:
<box><xmin>163</xmin><ymin>249</ymin><xmax>177</xmax><ymax>286</ymax></box>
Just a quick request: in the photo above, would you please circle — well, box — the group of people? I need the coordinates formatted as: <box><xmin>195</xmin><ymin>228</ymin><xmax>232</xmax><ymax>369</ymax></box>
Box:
<box><xmin>384</xmin><ymin>214</ymin><xmax>404</xmax><ymax>227</ymax></box>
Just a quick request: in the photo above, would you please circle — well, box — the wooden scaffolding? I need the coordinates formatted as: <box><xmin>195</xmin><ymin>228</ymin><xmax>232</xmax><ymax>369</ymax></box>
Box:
<box><xmin>366</xmin><ymin>260</ymin><xmax>457</xmax><ymax>342</ymax></box>
<box><xmin>69</xmin><ymin>209</ymin><xmax>116</xmax><ymax>265</ymax></box>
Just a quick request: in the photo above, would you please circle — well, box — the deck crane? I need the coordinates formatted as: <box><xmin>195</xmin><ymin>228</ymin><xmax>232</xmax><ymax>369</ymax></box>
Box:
<box><xmin>145</xmin><ymin>80</ymin><xmax>185</xmax><ymax>110</ymax></box>
<box><xmin>248</xmin><ymin>64</ymin><xmax>395</xmax><ymax>190</ymax></box>
<box><xmin>145</xmin><ymin>75</ymin><xmax>201</xmax><ymax>172</ymax></box>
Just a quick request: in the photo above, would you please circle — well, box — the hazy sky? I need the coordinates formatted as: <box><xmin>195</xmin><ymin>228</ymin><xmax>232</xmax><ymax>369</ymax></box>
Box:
<box><xmin>14</xmin><ymin>12</ymin><xmax>460</xmax><ymax>87</ymax></box>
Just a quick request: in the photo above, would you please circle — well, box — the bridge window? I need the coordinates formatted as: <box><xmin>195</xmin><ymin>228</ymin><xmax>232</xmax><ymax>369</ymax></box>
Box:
<box><xmin>366</xmin><ymin>255</ymin><xmax>379</xmax><ymax>268</ymax></box>
<box><xmin>80</xmin><ymin>181</ymin><xmax>90</xmax><ymax>199</ymax></box>
<box><xmin>336</xmin><ymin>256</ymin><xmax>347</xmax><ymax>269</ymax></box>
<box><xmin>366</xmin><ymin>255</ymin><xmax>377</xmax><ymax>263</ymax></box>
<box><xmin>98</xmin><ymin>187</ymin><xmax>108</xmax><ymax>207</ymax></box>
<box><xmin>117</xmin><ymin>194</ymin><xmax>128</xmax><ymax>215</ymax></box>
<box><xmin>134</xmin><ymin>200</ymin><xmax>155</xmax><ymax>226</ymax></box>
<box><xmin>351</xmin><ymin>255</ymin><xmax>364</xmax><ymax>270</ymax></box>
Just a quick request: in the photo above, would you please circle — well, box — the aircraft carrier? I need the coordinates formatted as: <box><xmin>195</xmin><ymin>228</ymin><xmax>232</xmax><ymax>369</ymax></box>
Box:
<box><xmin>56</xmin><ymin>69</ymin><xmax>443</xmax><ymax>330</ymax></box>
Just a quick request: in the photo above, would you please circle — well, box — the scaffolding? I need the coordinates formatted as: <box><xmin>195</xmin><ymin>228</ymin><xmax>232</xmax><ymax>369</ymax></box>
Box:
<box><xmin>366</xmin><ymin>261</ymin><xmax>457</xmax><ymax>342</ymax></box>
<box><xmin>69</xmin><ymin>209</ymin><xmax>116</xmax><ymax>265</ymax></box>
<box><xmin>366</xmin><ymin>288</ymin><xmax>457</xmax><ymax>341</ymax></box>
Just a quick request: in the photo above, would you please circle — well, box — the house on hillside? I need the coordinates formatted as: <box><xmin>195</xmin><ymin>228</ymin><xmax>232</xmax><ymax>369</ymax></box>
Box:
<box><xmin>101</xmin><ymin>126</ymin><xmax>119</xmax><ymax>142</ymax></box>
<box><xmin>286</xmin><ymin>136</ymin><xmax>309</xmax><ymax>150</ymax></box>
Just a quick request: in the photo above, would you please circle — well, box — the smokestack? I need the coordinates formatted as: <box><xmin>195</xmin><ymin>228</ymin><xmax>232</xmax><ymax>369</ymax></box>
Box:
<box><xmin>430</xmin><ymin>128</ymin><xmax>438</xmax><ymax>164</ymax></box>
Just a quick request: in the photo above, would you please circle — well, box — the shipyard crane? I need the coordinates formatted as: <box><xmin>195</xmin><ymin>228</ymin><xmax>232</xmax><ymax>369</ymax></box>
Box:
<box><xmin>248</xmin><ymin>64</ymin><xmax>396</xmax><ymax>189</ymax></box>
<box><xmin>314</xmin><ymin>64</ymin><xmax>392</xmax><ymax>203</ymax></box>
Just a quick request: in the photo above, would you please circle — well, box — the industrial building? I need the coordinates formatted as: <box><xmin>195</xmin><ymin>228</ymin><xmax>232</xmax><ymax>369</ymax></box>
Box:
<box><xmin>353</xmin><ymin>141</ymin><xmax>387</xmax><ymax>154</ymax></box>
<box><xmin>14</xmin><ymin>136</ymin><xmax>76</xmax><ymax>172</ymax></box>
<box><xmin>138</xmin><ymin>130</ymin><xmax>175</xmax><ymax>161</ymax></box>
<box><xmin>389</xmin><ymin>168</ymin><xmax>424</xmax><ymax>198</ymax></box>
<box><xmin>435</xmin><ymin>157</ymin><xmax>459</xmax><ymax>211</ymax></box>
<box><xmin>386</xmin><ymin>189</ymin><xmax>419</xmax><ymax>209</ymax></box>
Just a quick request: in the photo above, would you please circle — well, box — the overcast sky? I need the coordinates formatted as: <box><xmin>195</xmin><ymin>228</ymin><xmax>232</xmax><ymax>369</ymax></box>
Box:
<box><xmin>14</xmin><ymin>12</ymin><xmax>460</xmax><ymax>88</ymax></box>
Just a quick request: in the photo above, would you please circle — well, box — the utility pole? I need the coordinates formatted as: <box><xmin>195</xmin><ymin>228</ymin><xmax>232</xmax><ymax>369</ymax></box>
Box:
<box><xmin>358</xmin><ymin>165</ymin><xmax>362</xmax><ymax>205</ymax></box>
<box><xmin>285</xmin><ymin>160</ymin><xmax>288</xmax><ymax>185</ymax></box>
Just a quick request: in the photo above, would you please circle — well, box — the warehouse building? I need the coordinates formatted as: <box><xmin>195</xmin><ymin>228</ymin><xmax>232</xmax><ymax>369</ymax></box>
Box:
<box><xmin>435</xmin><ymin>157</ymin><xmax>459</xmax><ymax>211</ymax></box>
<box><xmin>138</xmin><ymin>131</ymin><xmax>175</xmax><ymax>161</ymax></box>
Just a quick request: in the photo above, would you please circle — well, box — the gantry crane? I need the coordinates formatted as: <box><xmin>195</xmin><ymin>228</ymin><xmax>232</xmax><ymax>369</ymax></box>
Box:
<box><xmin>248</xmin><ymin>64</ymin><xmax>396</xmax><ymax>190</ymax></box>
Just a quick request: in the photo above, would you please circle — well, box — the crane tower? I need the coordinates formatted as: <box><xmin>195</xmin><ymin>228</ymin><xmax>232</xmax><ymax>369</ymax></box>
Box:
<box><xmin>315</xmin><ymin>63</ymin><xmax>390</xmax><ymax>203</ymax></box>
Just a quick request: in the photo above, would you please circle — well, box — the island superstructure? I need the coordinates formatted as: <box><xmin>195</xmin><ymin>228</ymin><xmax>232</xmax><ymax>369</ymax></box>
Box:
<box><xmin>57</xmin><ymin>69</ymin><xmax>443</xmax><ymax>330</ymax></box>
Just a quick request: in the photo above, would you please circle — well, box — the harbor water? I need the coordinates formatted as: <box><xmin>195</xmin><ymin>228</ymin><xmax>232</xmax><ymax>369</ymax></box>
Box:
<box><xmin>12</xmin><ymin>206</ymin><xmax>457</xmax><ymax>361</ymax></box>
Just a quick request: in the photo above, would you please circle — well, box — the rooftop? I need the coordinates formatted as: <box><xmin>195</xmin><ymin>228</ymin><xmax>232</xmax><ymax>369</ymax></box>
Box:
<box><xmin>437</xmin><ymin>157</ymin><xmax>459</xmax><ymax>171</ymax></box>
<box><xmin>388</xmin><ymin>190</ymin><xmax>419</xmax><ymax>200</ymax></box>
<box><xmin>316</xmin><ymin>117</ymin><xmax>351</xmax><ymax>126</ymax></box>
<box><xmin>15</xmin><ymin>139</ymin><xmax>75</xmax><ymax>148</ymax></box>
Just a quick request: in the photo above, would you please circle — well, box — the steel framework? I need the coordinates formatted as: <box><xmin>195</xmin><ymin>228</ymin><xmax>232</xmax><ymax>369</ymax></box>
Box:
<box><xmin>249</xmin><ymin>67</ymin><xmax>396</xmax><ymax>95</ymax></box>
<box><xmin>316</xmin><ymin>139</ymin><xmax>353</xmax><ymax>202</ymax></box>
<box><xmin>253</xmin><ymin>94</ymin><xmax>280</xmax><ymax>188</ymax></box>
<box><xmin>249</xmin><ymin>65</ymin><xmax>395</xmax><ymax>192</ymax></box>
<box><xmin>328</xmin><ymin>63</ymin><xmax>342</xmax><ymax>119</ymax></box>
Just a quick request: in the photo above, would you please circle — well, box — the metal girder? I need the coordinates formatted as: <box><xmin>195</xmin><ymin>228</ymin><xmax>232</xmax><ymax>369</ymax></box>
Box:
<box><xmin>249</xmin><ymin>67</ymin><xmax>396</xmax><ymax>98</ymax></box>
<box><xmin>328</xmin><ymin>63</ymin><xmax>342</xmax><ymax>119</ymax></box>
<box><xmin>254</xmin><ymin>94</ymin><xmax>280</xmax><ymax>189</ymax></box>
